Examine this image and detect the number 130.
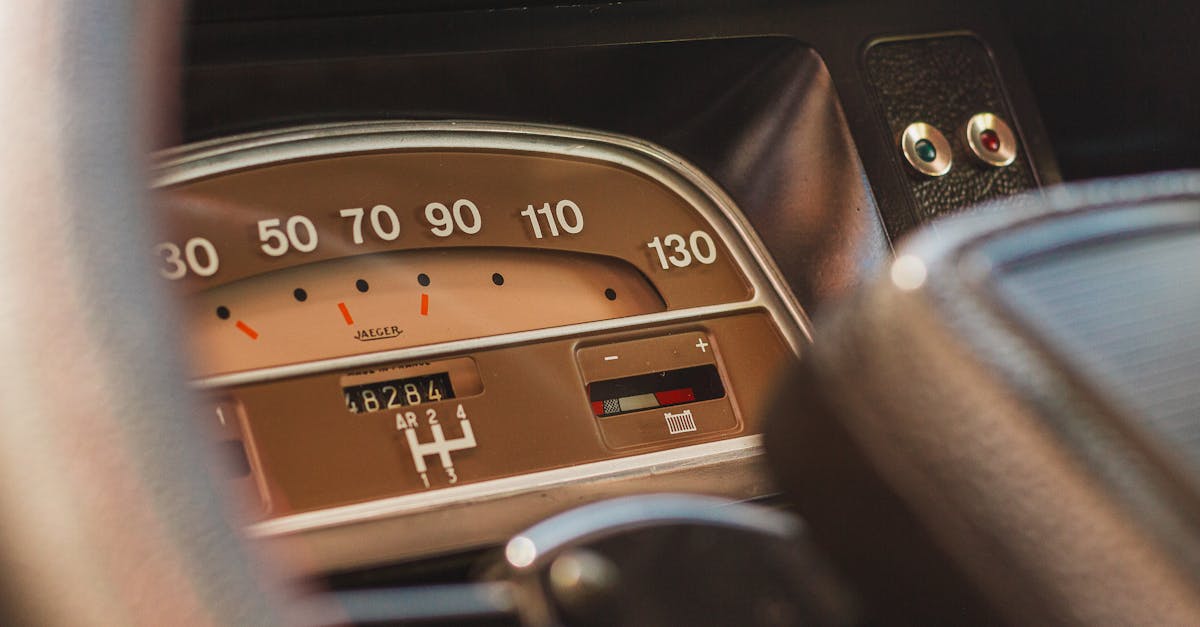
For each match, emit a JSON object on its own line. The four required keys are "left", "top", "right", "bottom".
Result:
{"left": 647, "top": 231, "right": 717, "bottom": 269}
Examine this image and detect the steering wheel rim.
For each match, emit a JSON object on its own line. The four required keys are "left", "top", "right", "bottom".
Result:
{"left": 0, "top": 2, "right": 325, "bottom": 623}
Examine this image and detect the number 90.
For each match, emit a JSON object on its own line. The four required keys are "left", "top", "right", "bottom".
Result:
{"left": 424, "top": 199, "right": 482, "bottom": 237}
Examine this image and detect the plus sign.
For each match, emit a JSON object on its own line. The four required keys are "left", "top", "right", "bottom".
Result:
{"left": 695, "top": 337, "right": 710, "bottom": 353}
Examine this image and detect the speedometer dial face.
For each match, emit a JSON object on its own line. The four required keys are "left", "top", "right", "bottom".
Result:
{"left": 164, "top": 148, "right": 751, "bottom": 378}
{"left": 190, "top": 248, "right": 665, "bottom": 375}
{"left": 157, "top": 123, "right": 809, "bottom": 563}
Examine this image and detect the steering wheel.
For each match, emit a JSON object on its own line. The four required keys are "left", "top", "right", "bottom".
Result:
{"left": 0, "top": 2, "right": 325, "bottom": 623}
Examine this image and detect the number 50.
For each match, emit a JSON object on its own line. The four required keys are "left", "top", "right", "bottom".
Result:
{"left": 258, "top": 215, "right": 318, "bottom": 257}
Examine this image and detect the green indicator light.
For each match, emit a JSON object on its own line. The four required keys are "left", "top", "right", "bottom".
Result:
{"left": 914, "top": 139, "right": 938, "bottom": 163}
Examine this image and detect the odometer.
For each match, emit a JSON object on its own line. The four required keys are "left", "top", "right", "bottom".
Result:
{"left": 345, "top": 372, "right": 454, "bottom": 414}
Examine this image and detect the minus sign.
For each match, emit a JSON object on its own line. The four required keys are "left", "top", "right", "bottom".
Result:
{"left": 604, "top": 355, "right": 619, "bottom": 361}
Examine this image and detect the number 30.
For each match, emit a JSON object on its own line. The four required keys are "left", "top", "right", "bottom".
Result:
{"left": 156, "top": 237, "right": 219, "bottom": 280}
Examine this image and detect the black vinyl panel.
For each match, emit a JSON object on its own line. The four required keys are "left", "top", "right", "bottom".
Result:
{"left": 865, "top": 36, "right": 1038, "bottom": 236}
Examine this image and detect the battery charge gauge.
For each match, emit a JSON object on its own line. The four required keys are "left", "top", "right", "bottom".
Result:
{"left": 577, "top": 332, "right": 741, "bottom": 449}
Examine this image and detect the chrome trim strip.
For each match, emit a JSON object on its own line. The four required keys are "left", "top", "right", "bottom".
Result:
{"left": 156, "top": 121, "right": 810, "bottom": 558}
{"left": 195, "top": 300, "right": 762, "bottom": 389}
{"left": 250, "top": 435, "right": 763, "bottom": 537}
{"left": 506, "top": 492, "right": 797, "bottom": 570}
{"left": 155, "top": 121, "right": 812, "bottom": 355}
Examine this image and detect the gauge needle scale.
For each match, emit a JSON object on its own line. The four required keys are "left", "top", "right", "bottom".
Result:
{"left": 338, "top": 302, "right": 354, "bottom": 325}
{"left": 235, "top": 320, "right": 259, "bottom": 340}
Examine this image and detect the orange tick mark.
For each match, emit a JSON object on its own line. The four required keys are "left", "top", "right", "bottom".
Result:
{"left": 235, "top": 321, "right": 259, "bottom": 340}
{"left": 420, "top": 293, "right": 429, "bottom": 316}
{"left": 338, "top": 302, "right": 354, "bottom": 325}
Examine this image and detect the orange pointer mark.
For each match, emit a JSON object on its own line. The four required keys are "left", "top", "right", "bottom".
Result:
{"left": 420, "top": 293, "right": 429, "bottom": 316}
{"left": 337, "top": 302, "right": 354, "bottom": 325}
{"left": 235, "top": 320, "right": 259, "bottom": 340}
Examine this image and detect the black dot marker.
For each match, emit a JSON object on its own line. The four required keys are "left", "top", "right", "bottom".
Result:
{"left": 216, "top": 306, "right": 230, "bottom": 320}
{"left": 604, "top": 288, "right": 617, "bottom": 301}
{"left": 418, "top": 273, "right": 430, "bottom": 287}
{"left": 492, "top": 273, "right": 505, "bottom": 286}
{"left": 293, "top": 288, "right": 308, "bottom": 302}
{"left": 356, "top": 279, "right": 369, "bottom": 293}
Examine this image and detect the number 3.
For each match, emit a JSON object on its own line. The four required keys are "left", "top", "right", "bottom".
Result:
{"left": 663, "top": 233, "right": 691, "bottom": 268}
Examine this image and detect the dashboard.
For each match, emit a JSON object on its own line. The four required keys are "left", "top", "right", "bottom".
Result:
{"left": 167, "top": 3, "right": 1067, "bottom": 575}
{"left": 158, "top": 122, "right": 807, "bottom": 566}
{"left": 163, "top": 0, "right": 1200, "bottom": 584}
{"left": 2, "top": 1, "right": 1199, "bottom": 624}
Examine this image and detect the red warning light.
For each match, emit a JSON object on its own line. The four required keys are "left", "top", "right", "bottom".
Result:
{"left": 980, "top": 129, "right": 1001, "bottom": 152}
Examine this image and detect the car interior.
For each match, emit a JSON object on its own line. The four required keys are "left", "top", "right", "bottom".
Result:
{"left": 1, "top": 1, "right": 1198, "bottom": 625}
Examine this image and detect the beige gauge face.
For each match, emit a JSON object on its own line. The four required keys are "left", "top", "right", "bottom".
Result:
{"left": 159, "top": 128, "right": 802, "bottom": 522}
{"left": 190, "top": 247, "right": 664, "bottom": 375}
{"left": 164, "top": 150, "right": 752, "bottom": 378}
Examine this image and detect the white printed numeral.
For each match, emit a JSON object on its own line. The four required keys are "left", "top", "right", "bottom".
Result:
{"left": 520, "top": 200, "right": 584, "bottom": 239}
{"left": 258, "top": 216, "right": 318, "bottom": 257}
{"left": 647, "top": 231, "right": 717, "bottom": 270}
{"left": 339, "top": 205, "right": 401, "bottom": 244}
{"left": 425, "top": 199, "right": 482, "bottom": 237}
{"left": 156, "top": 237, "right": 219, "bottom": 280}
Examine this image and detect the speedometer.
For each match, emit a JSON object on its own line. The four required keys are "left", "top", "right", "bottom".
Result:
{"left": 156, "top": 122, "right": 809, "bottom": 569}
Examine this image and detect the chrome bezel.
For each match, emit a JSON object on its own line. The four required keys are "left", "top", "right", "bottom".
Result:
{"left": 899, "top": 121, "right": 953, "bottom": 177}
{"left": 155, "top": 121, "right": 812, "bottom": 572}
{"left": 964, "top": 112, "right": 1017, "bottom": 167}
